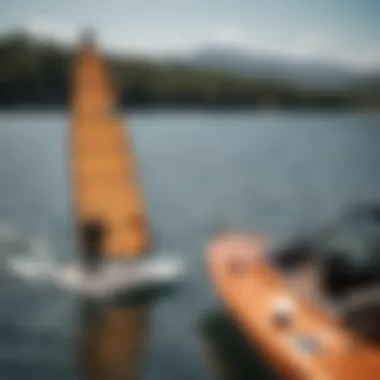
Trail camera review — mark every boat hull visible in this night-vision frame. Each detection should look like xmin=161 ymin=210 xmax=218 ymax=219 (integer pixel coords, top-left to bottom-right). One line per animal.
xmin=206 ymin=233 xmax=380 ymax=380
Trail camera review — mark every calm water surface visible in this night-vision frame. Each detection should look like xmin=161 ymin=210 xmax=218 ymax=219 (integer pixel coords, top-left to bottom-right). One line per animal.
xmin=0 ymin=111 xmax=379 ymax=379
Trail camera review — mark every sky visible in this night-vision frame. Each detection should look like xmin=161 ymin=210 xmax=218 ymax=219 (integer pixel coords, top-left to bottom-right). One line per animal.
xmin=0 ymin=0 xmax=379 ymax=70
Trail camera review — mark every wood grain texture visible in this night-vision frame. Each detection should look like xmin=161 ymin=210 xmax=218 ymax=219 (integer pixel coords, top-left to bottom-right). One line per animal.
xmin=70 ymin=41 xmax=148 ymax=256
xmin=207 ymin=233 xmax=380 ymax=380
xmin=71 ymin=40 xmax=150 ymax=380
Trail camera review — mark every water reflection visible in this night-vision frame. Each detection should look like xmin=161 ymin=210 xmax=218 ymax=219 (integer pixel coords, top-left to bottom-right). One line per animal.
xmin=77 ymin=298 xmax=149 ymax=380
xmin=198 ymin=309 xmax=276 ymax=380
xmin=76 ymin=284 xmax=180 ymax=380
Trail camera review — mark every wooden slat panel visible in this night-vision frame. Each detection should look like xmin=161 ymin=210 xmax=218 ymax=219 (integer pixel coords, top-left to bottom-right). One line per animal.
xmin=70 ymin=42 xmax=148 ymax=256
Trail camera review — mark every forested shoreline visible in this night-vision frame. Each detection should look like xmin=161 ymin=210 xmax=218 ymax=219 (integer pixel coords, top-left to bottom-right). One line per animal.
xmin=0 ymin=33 xmax=379 ymax=110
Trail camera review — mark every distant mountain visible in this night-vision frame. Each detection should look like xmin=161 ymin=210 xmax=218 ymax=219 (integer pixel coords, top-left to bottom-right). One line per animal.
xmin=184 ymin=45 xmax=370 ymax=89
xmin=8 ymin=29 xmax=375 ymax=90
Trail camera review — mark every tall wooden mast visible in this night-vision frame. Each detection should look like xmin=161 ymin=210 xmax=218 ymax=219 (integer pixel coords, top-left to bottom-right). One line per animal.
xmin=70 ymin=33 xmax=148 ymax=257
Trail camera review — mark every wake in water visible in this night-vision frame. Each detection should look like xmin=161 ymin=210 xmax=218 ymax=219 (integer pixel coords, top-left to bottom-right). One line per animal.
xmin=50 ymin=257 xmax=185 ymax=298
xmin=0 ymin=222 xmax=184 ymax=299
xmin=6 ymin=237 xmax=57 ymax=281
xmin=0 ymin=221 xmax=56 ymax=280
xmin=10 ymin=256 xmax=184 ymax=299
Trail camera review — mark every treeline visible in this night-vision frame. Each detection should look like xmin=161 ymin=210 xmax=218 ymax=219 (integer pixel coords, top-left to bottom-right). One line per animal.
xmin=0 ymin=34 xmax=71 ymax=106
xmin=0 ymin=33 xmax=379 ymax=109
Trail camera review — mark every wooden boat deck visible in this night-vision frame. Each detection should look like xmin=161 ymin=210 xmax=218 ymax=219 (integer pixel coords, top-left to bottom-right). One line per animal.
xmin=207 ymin=233 xmax=380 ymax=380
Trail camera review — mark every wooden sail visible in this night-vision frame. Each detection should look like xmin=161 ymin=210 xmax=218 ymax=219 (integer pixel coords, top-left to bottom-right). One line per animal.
xmin=207 ymin=233 xmax=380 ymax=380
xmin=70 ymin=36 xmax=148 ymax=257
xmin=71 ymin=35 xmax=150 ymax=380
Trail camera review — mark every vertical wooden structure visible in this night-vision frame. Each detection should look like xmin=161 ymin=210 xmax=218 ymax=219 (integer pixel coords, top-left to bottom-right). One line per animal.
xmin=71 ymin=34 xmax=150 ymax=380
xmin=70 ymin=35 xmax=148 ymax=257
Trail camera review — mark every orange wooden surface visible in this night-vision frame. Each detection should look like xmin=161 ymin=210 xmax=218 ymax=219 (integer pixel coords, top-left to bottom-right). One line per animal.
xmin=70 ymin=41 xmax=148 ymax=256
xmin=207 ymin=233 xmax=380 ymax=380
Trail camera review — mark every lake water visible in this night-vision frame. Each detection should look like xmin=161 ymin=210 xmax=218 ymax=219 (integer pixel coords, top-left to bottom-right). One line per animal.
xmin=0 ymin=111 xmax=379 ymax=379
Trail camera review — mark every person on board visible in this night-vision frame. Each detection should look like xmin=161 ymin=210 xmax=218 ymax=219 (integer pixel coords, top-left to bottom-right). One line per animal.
xmin=273 ymin=203 xmax=380 ymax=344
xmin=79 ymin=219 xmax=106 ymax=272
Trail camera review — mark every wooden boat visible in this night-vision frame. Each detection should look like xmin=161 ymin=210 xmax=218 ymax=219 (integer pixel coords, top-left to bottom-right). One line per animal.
xmin=70 ymin=32 xmax=148 ymax=257
xmin=206 ymin=233 xmax=380 ymax=380
xmin=70 ymin=34 xmax=149 ymax=380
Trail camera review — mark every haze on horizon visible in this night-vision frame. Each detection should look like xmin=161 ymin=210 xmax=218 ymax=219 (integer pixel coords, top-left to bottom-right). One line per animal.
xmin=0 ymin=0 xmax=379 ymax=72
